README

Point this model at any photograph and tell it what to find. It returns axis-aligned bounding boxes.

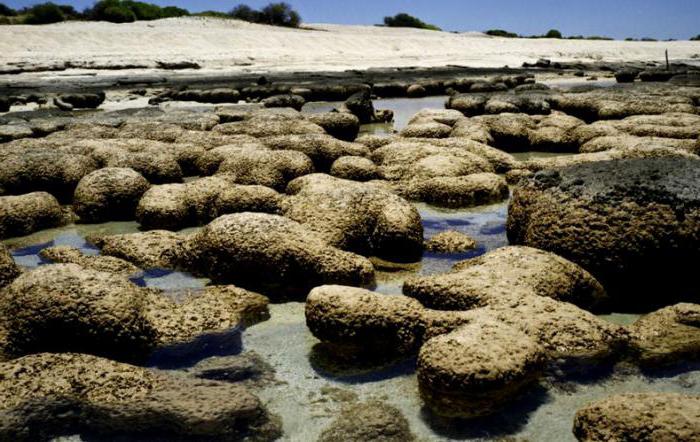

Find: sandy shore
[1,17,698,76]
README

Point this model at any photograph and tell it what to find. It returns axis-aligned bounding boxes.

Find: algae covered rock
[404,246,608,311]
[418,317,545,418]
[425,230,476,253]
[0,264,157,360]
[628,303,700,367]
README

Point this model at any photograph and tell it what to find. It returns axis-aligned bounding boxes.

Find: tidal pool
[4,197,698,441]
[3,95,698,441]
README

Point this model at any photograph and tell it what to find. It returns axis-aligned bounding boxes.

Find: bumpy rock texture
[73,167,150,223]
[282,174,423,262]
[318,400,416,442]
[0,192,66,239]
[39,246,140,276]
[0,245,19,288]
[0,352,281,441]
[573,393,700,442]
[404,246,608,311]
[508,157,700,308]
[180,213,375,298]
[425,230,477,253]
[628,303,700,368]
[0,263,270,361]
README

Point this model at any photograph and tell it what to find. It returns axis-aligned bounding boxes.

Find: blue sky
[5,0,700,40]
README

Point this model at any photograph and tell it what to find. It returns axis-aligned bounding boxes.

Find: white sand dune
[1,17,698,74]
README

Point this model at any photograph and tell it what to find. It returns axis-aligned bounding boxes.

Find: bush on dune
[227,3,301,28]
[0,3,16,16]
[86,0,188,23]
[383,12,441,31]
[485,29,517,38]
[23,2,66,24]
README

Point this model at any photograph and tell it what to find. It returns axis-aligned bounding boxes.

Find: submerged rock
[404,246,608,311]
[282,174,423,262]
[508,157,700,307]
[0,352,281,441]
[73,167,150,223]
[628,303,700,368]
[39,246,140,276]
[0,192,66,239]
[573,393,700,441]
[88,230,185,269]
[0,245,19,288]
[318,400,416,442]
[425,230,476,253]
[181,213,375,298]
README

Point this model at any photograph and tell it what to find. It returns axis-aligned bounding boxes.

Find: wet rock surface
[0,352,281,441]
[573,393,700,442]
[424,230,477,253]
[318,400,416,442]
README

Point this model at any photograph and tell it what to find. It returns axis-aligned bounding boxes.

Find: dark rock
[508,157,700,307]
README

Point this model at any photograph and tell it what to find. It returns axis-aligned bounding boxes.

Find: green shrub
[196,10,230,18]
[485,29,518,38]
[160,6,189,18]
[259,2,300,27]
[227,3,301,28]
[383,13,440,31]
[544,29,562,38]
[0,3,16,16]
[691,35,700,41]
[24,2,65,24]
[229,4,259,22]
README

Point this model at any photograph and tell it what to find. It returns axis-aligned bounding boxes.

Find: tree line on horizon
[0,1,301,26]
[0,3,697,41]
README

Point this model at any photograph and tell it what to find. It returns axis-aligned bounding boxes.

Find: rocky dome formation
[180,213,375,298]
[0,352,281,441]
[318,400,416,442]
[508,157,700,308]
[573,393,700,442]
[628,303,700,368]
[282,174,424,262]
[404,246,608,311]
[0,192,67,239]
[73,167,150,223]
